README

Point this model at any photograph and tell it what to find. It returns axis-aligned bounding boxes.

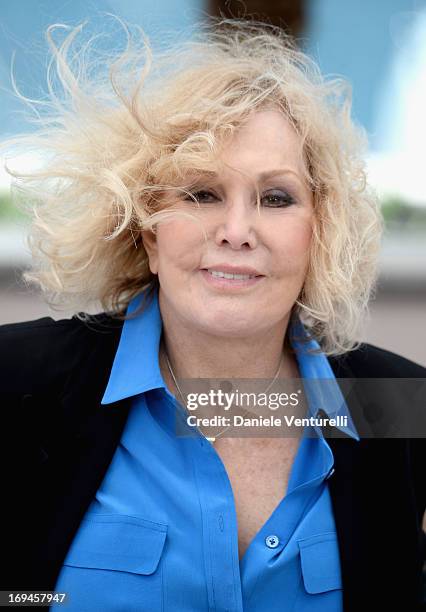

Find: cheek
[270,218,312,273]
[156,220,204,271]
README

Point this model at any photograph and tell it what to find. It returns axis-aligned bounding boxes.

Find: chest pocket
[58,513,167,612]
[297,532,342,595]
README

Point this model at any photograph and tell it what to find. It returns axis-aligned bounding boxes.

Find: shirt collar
[101,289,164,404]
[289,319,360,441]
[101,287,359,441]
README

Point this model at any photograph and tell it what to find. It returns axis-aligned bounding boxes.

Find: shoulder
[0,311,124,355]
[0,312,124,395]
[328,341,426,378]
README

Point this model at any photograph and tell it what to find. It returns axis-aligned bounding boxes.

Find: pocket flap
[298,532,342,594]
[64,514,168,575]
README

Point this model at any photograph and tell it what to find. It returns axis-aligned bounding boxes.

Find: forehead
[159,108,309,190]
[218,109,307,178]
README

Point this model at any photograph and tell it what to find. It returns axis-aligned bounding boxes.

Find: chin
[193,310,260,338]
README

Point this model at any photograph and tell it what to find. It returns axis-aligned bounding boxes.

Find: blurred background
[1,0,425,365]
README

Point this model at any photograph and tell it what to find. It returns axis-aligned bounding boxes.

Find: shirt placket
[191,436,245,612]
[240,433,335,605]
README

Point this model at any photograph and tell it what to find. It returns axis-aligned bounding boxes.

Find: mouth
[200,266,265,289]
[205,269,258,280]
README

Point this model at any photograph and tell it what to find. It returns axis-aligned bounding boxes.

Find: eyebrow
[201,167,304,184]
[256,168,304,184]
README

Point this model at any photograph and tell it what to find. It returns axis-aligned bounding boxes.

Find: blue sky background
[0,0,206,137]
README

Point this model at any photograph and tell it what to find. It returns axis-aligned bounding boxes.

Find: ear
[142,229,159,275]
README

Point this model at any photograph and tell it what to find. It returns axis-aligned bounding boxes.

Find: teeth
[207,269,256,280]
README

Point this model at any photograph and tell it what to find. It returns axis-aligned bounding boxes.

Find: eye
[261,190,296,208]
[182,188,296,207]
[184,190,217,203]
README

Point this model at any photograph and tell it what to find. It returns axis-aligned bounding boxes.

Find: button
[265,534,280,549]
[326,467,335,480]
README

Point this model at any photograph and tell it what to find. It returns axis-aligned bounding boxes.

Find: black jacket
[1,313,425,611]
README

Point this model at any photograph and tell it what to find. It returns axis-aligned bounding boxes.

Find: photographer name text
[186,414,348,428]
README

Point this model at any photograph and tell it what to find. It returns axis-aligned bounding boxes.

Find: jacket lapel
[34,395,132,590]
[326,356,367,610]
[327,358,419,610]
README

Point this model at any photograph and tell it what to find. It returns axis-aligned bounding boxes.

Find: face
[143,109,314,339]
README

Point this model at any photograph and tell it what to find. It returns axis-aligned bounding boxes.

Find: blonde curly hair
[2,16,383,355]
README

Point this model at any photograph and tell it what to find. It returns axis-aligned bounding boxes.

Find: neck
[157,295,300,387]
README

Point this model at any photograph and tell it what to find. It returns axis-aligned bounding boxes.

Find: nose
[213,198,258,250]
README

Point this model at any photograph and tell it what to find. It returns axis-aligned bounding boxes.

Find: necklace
[163,344,283,443]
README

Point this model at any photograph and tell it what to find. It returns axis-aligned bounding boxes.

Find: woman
[1,17,425,612]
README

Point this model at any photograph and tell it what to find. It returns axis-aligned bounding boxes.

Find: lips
[201,264,264,277]
[207,270,256,280]
[199,264,265,289]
